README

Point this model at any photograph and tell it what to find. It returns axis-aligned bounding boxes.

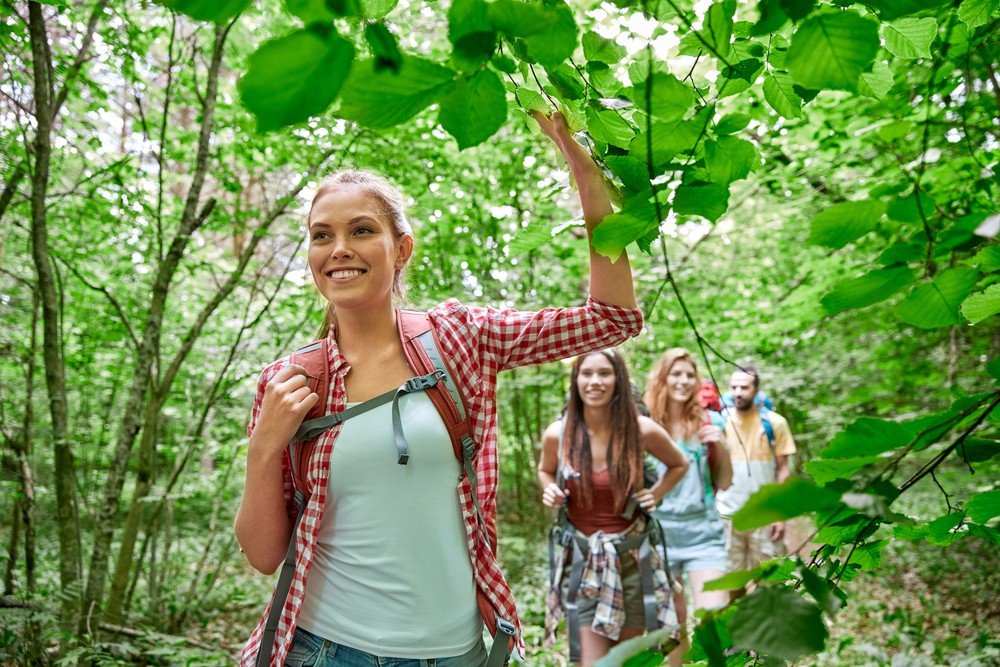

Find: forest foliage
[0,0,998,665]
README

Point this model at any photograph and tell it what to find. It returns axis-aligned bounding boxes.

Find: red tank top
[566,468,633,536]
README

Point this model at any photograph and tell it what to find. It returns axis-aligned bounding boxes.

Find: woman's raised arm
[532,111,637,310]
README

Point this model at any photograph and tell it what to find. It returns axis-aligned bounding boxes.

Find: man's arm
[769,454,791,541]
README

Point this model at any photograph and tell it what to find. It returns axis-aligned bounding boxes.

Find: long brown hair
[645,348,704,440]
[563,350,643,511]
[310,169,413,338]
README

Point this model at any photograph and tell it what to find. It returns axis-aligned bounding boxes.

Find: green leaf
[847,539,888,570]
[285,0,340,24]
[583,30,626,64]
[515,87,547,112]
[596,627,678,666]
[158,0,250,22]
[546,64,585,101]
[808,199,885,248]
[752,0,789,36]
[858,60,894,99]
[821,266,917,315]
[592,198,660,261]
[239,27,355,132]
[715,112,751,134]
[805,456,880,484]
[636,72,695,122]
[886,190,935,222]
[964,437,1000,463]
[883,17,937,59]
[365,23,402,72]
[729,587,828,660]
[438,69,507,149]
[820,417,915,459]
[705,136,758,186]
[629,118,703,167]
[688,616,728,667]
[702,0,736,56]
[605,156,650,193]
[967,523,1000,545]
[958,0,999,28]
[762,71,805,119]
[337,57,456,129]
[895,267,980,328]
[966,489,1000,523]
[786,11,880,92]
[449,0,496,69]
[490,1,577,66]
[968,245,1000,271]
[925,511,965,545]
[961,283,1000,324]
[864,0,950,21]
[703,561,779,591]
[780,0,815,20]
[673,182,730,223]
[585,108,635,149]
[359,0,397,18]
[798,565,843,616]
[879,242,923,266]
[732,478,843,531]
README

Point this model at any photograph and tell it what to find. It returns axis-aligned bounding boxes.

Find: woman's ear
[395,233,414,269]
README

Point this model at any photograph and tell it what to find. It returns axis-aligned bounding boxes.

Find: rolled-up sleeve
[437,296,643,375]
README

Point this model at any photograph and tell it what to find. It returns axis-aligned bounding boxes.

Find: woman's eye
[354,226,374,235]
[311,231,330,241]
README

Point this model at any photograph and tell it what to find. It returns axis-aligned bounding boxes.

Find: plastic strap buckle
[494,614,517,639]
[403,370,444,393]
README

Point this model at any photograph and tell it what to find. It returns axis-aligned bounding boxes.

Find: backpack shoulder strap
[759,408,775,448]
[287,339,330,491]
[396,310,472,459]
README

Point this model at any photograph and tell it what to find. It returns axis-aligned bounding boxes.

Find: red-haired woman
[539,349,688,666]
[645,348,733,665]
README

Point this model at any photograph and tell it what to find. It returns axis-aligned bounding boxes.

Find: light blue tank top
[653,437,716,519]
[296,392,481,658]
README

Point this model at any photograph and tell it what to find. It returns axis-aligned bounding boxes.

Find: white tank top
[296,392,481,657]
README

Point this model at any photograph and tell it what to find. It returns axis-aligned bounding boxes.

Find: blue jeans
[285,627,489,667]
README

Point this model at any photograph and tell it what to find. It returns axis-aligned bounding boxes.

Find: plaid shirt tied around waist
[545,517,678,645]
[240,297,643,666]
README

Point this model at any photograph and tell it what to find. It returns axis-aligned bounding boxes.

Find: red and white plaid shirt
[239,297,643,666]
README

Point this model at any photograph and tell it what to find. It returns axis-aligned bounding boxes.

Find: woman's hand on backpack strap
[698,423,723,447]
[251,364,319,457]
[542,482,569,508]
[632,488,658,513]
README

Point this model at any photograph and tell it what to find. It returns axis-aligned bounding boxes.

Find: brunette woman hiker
[234,110,644,667]
[539,349,688,667]
[645,349,733,666]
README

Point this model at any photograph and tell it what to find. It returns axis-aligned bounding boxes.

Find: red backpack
[255,310,514,667]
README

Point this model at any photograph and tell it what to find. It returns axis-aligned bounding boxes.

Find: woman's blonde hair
[309,169,413,337]
[645,348,704,441]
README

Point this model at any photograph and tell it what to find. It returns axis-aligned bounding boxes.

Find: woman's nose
[329,236,354,259]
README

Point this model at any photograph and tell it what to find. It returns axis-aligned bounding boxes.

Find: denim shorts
[285,627,488,667]
[658,510,729,576]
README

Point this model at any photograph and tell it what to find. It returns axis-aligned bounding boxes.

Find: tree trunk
[27,2,82,636]
[78,23,230,635]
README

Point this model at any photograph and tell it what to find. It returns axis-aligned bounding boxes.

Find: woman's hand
[632,488,658,514]
[541,482,569,508]
[249,364,319,458]
[530,110,596,175]
[698,423,723,447]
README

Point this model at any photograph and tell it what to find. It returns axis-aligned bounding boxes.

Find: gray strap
[390,371,444,464]
[564,537,587,664]
[255,490,306,667]
[291,386,397,445]
[486,613,516,667]
[637,538,659,633]
[415,330,466,420]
